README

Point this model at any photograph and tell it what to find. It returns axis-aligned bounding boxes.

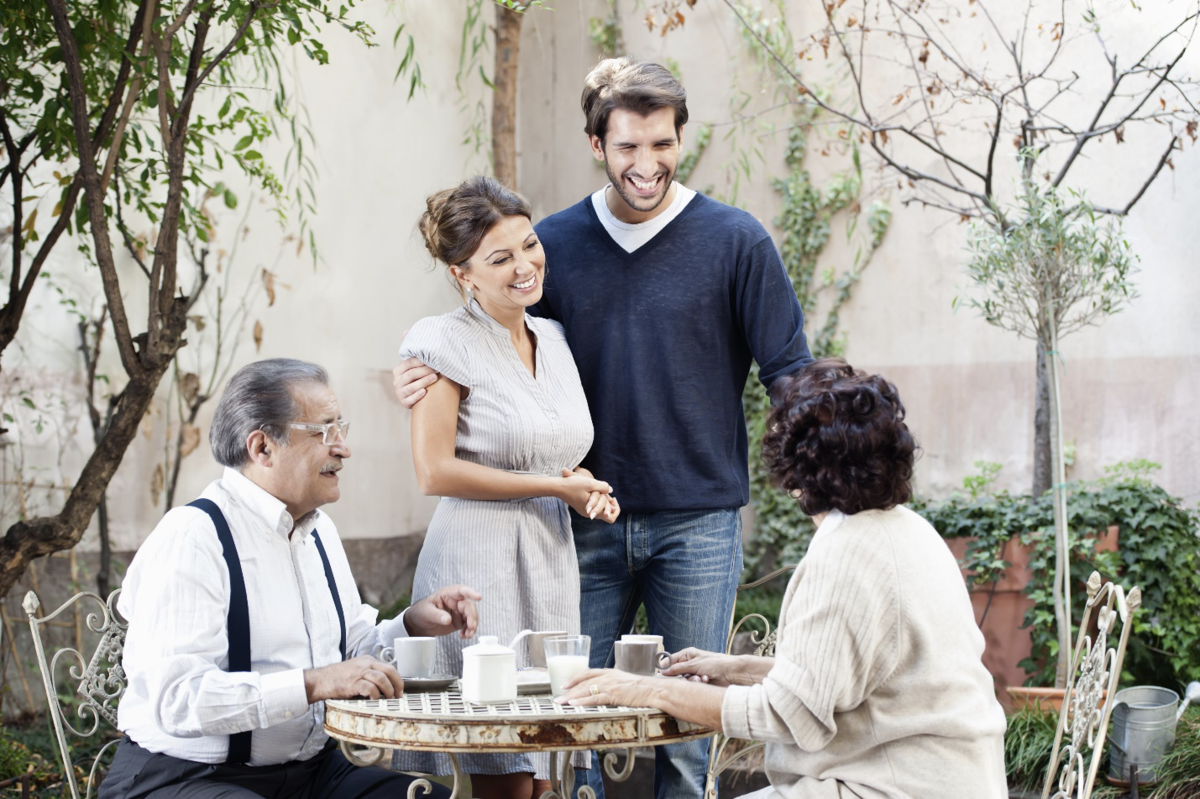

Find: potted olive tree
[960,168,1138,690]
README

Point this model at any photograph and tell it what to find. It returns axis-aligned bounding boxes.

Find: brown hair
[581,57,688,143]
[419,175,532,268]
[761,358,918,516]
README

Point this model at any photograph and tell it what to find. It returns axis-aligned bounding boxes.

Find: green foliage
[1,0,371,270]
[1004,707,1200,799]
[588,0,621,58]
[742,116,890,575]
[960,175,1139,348]
[675,123,711,186]
[915,462,1200,691]
[1003,706,1060,792]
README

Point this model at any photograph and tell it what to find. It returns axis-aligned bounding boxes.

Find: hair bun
[415,176,532,269]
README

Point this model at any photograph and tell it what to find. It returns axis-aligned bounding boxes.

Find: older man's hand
[404,584,481,639]
[304,656,404,702]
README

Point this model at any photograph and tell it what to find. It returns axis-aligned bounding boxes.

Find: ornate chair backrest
[23,589,128,799]
[703,564,797,799]
[1041,571,1141,799]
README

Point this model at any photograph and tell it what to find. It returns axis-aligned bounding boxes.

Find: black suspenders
[187,499,347,765]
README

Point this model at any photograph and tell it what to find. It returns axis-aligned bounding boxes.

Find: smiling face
[451,215,545,321]
[255,381,350,521]
[590,106,683,224]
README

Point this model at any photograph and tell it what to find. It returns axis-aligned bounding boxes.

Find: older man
[101,359,477,799]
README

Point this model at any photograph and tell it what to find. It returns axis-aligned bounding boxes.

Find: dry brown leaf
[253,320,264,352]
[21,208,37,237]
[150,463,164,506]
[1114,126,1125,144]
[262,269,277,307]
[180,423,202,458]
[188,314,207,331]
[179,372,201,404]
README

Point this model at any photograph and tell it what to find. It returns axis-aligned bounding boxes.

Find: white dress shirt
[590,182,696,252]
[117,468,409,765]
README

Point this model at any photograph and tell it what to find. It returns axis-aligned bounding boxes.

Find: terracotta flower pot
[1006,685,1107,713]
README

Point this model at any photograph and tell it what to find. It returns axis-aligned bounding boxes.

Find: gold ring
[590,684,600,697]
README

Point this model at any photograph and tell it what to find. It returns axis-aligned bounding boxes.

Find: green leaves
[916,461,1200,691]
[962,176,1140,347]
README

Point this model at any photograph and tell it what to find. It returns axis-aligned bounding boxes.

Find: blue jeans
[572,509,743,799]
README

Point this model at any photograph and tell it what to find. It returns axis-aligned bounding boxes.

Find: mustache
[320,463,342,474]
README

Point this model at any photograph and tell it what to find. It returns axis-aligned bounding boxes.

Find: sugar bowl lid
[462,635,514,657]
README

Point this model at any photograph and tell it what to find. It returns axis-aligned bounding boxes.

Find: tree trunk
[492,4,522,189]
[1033,343,1052,497]
[0,344,181,597]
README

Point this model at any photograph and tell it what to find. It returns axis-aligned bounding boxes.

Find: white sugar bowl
[460,635,518,704]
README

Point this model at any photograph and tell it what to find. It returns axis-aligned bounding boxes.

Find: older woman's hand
[662,648,766,687]
[554,668,658,709]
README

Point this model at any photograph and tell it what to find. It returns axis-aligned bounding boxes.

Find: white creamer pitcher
[460,631,530,704]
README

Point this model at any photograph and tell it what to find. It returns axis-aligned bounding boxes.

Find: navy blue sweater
[532,194,812,513]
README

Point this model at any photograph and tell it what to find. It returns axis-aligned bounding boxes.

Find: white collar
[810,509,848,547]
[220,466,321,542]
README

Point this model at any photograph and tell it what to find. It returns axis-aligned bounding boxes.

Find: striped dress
[392,299,593,779]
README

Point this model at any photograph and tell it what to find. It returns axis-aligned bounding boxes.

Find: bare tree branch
[1090,134,1180,216]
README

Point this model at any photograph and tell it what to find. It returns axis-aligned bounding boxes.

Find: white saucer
[402,674,457,691]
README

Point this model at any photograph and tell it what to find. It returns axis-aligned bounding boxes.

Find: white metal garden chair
[23,588,128,799]
[1041,571,1141,799]
[703,564,797,799]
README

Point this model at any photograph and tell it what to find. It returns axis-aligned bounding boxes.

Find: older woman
[560,358,1007,798]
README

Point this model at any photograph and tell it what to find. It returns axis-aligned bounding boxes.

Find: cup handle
[657,651,674,671]
[380,646,395,665]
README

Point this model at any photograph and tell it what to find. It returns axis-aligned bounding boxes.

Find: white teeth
[630,176,659,191]
[511,276,536,289]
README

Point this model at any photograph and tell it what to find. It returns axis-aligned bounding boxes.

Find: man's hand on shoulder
[304,655,404,702]
[393,353,438,409]
[404,584,481,639]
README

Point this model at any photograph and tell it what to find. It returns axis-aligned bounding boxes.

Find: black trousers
[99,738,450,799]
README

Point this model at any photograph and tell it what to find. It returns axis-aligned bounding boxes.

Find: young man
[103,359,480,799]
[395,59,811,798]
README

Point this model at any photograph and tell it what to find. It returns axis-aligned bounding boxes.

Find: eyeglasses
[288,420,350,445]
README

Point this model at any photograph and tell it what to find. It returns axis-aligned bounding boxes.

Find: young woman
[392,176,618,799]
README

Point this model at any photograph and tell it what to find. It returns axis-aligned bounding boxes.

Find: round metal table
[324,689,713,798]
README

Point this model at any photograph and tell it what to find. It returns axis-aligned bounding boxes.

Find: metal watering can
[1108,681,1200,786]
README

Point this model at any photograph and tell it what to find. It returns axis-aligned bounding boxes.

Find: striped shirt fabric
[394,299,595,778]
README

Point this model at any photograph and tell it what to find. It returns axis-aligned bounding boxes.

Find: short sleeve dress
[391,299,593,779]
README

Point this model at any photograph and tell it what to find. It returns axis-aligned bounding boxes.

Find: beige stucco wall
[3,1,1197,581]
[1,3,478,570]
[517,1,1200,504]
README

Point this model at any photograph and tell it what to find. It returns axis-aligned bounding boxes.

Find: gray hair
[209,358,330,468]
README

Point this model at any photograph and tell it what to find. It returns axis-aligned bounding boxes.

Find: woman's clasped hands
[558,467,620,522]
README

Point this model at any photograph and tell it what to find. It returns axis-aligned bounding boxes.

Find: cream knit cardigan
[721,505,1008,799]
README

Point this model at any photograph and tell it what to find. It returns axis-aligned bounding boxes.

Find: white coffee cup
[621,634,664,648]
[382,636,436,678]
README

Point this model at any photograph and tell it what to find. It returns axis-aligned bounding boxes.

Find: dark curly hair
[762,358,918,516]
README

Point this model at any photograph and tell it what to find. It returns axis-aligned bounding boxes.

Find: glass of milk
[544,635,591,697]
